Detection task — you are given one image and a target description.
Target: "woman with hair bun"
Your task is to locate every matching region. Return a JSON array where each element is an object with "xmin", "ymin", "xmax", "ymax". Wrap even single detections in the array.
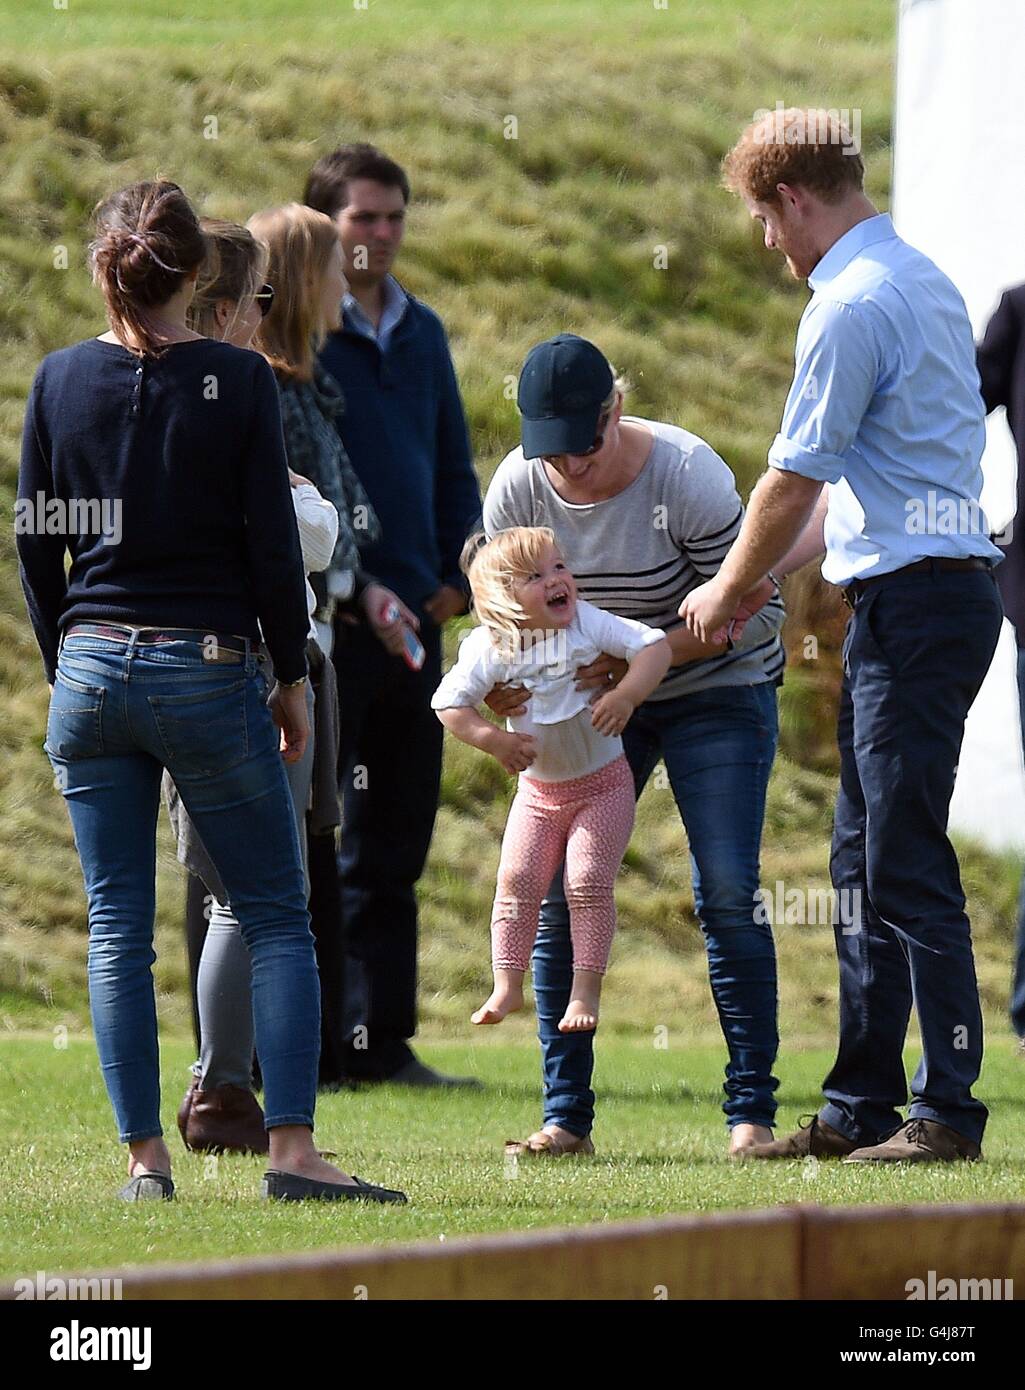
[{"xmin": 16, "ymin": 180, "xmax": 406, "ymax": 1204}]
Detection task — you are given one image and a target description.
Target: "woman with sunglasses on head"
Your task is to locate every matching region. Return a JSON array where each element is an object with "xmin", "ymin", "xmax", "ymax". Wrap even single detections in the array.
[
  {"xmin": 483, "ymin": 334, "xmax": 786, "ymax": 1160},
  {"xmin": 166, "ymin": 218, "xmax": 350, "ymax": 1154},
  {"xmin": 17, "ymin": 180, "xmax": 405, "ymax": 1203}
]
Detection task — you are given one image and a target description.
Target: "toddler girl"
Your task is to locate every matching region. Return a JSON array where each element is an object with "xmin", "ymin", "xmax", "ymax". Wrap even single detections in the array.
[{"xmin": 432, "ymin": 527, "xmax": 672, "ymax": 1032}]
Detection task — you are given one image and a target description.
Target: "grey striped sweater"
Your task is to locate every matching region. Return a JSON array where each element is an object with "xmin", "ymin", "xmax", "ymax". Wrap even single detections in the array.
[{"xmin": 482, "ymin": 417, "xmax": 785, "ymax": 701}]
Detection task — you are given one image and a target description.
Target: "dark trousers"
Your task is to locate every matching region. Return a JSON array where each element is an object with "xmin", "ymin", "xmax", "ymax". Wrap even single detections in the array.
[
  {"xmin": 819, "ymin": 567, "xmax": 1003, "ymax": 1147},
  {"xmin": 331, "ymin": 614, "xmax": 443, "ymax": 1079},
  {"xmin": 1012, "ymin": 646, "xmax": 1025, "ymax": 1039}
]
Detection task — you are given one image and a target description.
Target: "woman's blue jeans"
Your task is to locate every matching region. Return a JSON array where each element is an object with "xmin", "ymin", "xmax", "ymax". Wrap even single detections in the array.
[
  {"xmin": 45, "ymin": 631, "xmax": 320, "ymax": 1142},
  {"xmin": 533, "ymin": 681, "xmax": 780, "ymax": 1136}
]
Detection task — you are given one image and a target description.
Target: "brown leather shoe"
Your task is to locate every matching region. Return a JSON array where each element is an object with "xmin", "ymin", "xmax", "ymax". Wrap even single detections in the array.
[
  {"xmin": 504, "ymin": 1128, "xmax": 595, "ymax": 1158},
  {"xmin": 738, "ymin": 1114, "xmax": 858, "ymax": 1160},
  {"xmin": 178, "ymin": 1078, "xmax": 269, "ymax": 1155},
  {"xmin": 844, "ymin": 1118, "xmax": 981, "ymax": 1164},
  {"xmin": 177, "ymin": 1077, "xmax": 199, "ymax": 1147}
]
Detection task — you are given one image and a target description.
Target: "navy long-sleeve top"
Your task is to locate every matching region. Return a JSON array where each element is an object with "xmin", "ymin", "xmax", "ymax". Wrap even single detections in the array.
[
  {"xmin": 16, "ymin": 336, "xmax": 309, "ymax": 685},
  {"xmin": 318, "ymin": 289, "xmax": 482, "ymax": 614}
]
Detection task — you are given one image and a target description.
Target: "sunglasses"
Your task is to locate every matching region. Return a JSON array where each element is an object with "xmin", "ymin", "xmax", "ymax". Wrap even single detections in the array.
[
  {"xmin": 541, "ymin": 409, "xmax": 610, "ymax": 466},
  {"xmin": 253, "ymin": 283, "xmax": 275, "ymax": 318}
]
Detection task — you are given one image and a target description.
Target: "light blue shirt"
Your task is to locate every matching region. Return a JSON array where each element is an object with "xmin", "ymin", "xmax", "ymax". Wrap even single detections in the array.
[
  {"xmin": 342, "ymin": 274, "xmax": 408, "ymax": 354},
  {"xmin": 768, "ymin": 213, "xmax": 1002, "ymax": 585}
]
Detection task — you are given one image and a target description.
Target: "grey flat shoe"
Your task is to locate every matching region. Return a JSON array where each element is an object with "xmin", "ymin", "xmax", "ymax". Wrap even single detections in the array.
[
  {"xmin": 261, "ymin": 1170, "xmax": 407, "ymax": 1203},
  {"xmin": 117, "ymin": 1171, "xmax": 175, "ymax": 1202}
]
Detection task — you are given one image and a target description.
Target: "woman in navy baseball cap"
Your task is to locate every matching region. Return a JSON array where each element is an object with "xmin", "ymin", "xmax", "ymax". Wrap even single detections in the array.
[{"xmin": 480, "ymin": 333, "xmax": 786, "ymax": 1159}]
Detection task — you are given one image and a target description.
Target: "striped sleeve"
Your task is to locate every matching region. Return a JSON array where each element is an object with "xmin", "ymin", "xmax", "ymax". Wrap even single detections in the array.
[{"xmin": 667, "ymin": 441, "xmax": 745, "ymax": 578}]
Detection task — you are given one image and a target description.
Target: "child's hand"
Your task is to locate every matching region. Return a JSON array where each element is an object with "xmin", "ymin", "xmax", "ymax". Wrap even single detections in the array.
[
  {"xmin": 590, "ymin": 689, "xmax": 635, "ymax": 737},
  {"xmin": 493, "ymin": 731, "xmax": 536, "ymax": 774}
]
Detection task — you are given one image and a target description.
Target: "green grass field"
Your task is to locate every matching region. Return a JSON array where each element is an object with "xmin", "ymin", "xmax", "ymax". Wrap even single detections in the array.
[
  {"xmin": 2, "ymin": 1035, "xmax": 1024, "ymax": 1280},
  {"xmin": 0, "ymin": 0, "xmax": 897, "ymax": 54}
]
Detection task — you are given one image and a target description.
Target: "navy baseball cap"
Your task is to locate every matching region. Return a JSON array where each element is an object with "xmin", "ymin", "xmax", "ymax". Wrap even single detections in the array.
[{"xmin": 517, "ymin": 334, "xmax": 614, "ymax": 459}]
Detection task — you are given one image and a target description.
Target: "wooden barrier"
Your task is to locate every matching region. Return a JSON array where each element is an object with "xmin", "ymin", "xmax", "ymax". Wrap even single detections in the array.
[
  {"xmin": 4, "ymin": 1202, "xmax": 1024, "ymax": 1300},
  {"xmin": 801, "ymin": 1203, "xmax": 1025, "ymax": 1300}
]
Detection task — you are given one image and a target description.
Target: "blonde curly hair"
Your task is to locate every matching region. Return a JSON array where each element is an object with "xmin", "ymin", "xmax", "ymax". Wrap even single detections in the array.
[{"xmin": 460, "ymin": 526, "xmax": 564, "ymax": 659}]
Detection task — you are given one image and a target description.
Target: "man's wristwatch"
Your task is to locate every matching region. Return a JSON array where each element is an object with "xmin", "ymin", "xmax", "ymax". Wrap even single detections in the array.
[{"xmin": 279, "ymin": 674, "xmax": 308, "ymax": 688}]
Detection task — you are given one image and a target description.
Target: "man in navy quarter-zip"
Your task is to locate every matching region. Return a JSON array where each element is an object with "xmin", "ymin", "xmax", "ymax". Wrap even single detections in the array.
[{"xmin": 305, "ymin": 144, "xmax": 482, "ymax": 1087}]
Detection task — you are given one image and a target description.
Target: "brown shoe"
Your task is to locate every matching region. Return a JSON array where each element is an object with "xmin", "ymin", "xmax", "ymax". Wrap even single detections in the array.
[
  {"xmin": 738, "ymin": 1114, "xmax": 858, "ymax": 1160},
  {"xmin": 178, "ymin": 1078, "xmax": 269, "ymax": 1155},
  {"xmin": 177, "ymin": 1077, "xmax": 199, "ymax": 1147},
  {"xmin": 504, "ymin": 1128, "xmax": 595, "ymax": 1158},
  {"xmin": 844, "ymin": 1118, "xmax": 981, "ymax": 1164}
]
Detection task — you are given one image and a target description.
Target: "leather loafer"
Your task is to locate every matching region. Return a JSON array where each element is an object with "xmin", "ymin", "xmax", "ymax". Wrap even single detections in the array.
[
  {"xmin": 388, "ymin": 1059, "xmax": 482, "ymax": 1090},
  {"xmin": 261, "ymin": 1170, "xmax": 408, "ymax": 1203}
]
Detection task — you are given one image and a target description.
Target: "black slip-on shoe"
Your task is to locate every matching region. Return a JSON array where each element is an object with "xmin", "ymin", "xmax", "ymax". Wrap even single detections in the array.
[
  {"xmin": 388, "ymin": 1059, "xmax": 482, "ymax": 1090},
  {"xmin": 117, "ymin": 1171, "xmax": 175, "ymax": 1202},
  {"xmin": 260, "ymin": 1170, "xmax": 408, "ymax": 1204}
]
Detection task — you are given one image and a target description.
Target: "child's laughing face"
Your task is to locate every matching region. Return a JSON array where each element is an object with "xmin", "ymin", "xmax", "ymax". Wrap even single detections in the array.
[{"xmin": 512, "ymin": 542, "xmax": 578, "ymax": 630}]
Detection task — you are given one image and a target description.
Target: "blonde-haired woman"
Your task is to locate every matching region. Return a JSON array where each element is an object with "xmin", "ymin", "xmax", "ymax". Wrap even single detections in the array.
[
  {"xmin": 246, "ymin": 204, "xmax": 415, "ymax": 1089},
  {"xmin": 246, "ymin": 203, "xmax": 416, "ymax": 657},
  {"xmin": 485, "ymin": 333, "xmax": 786, "ymax": 1159}
]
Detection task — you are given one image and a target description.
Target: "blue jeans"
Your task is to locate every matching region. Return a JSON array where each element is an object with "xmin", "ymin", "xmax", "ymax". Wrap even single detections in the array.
[
  {"xmin": 819, "ymin": 568, "xmax": 1003, "ymax": 1147},
  {"xmin": 46, "ymin": 630, "xmax": 320, "ymax": 1142},
  {"xmin": 533, "ymin": 681, "xmax": 780, "ymax": 1136},
  {"xmin": 1011, "ymin": 647, "xmax": 1025, "ymax": 1039},
  {"xmin": 195, "ymin": 676, "xmax": 316, "ymax": 1090}
]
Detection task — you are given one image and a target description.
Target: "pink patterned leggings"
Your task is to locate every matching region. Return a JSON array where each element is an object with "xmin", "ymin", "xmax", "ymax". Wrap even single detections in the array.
[{"xmin": 490, "ymin": 754, "xmax": 636, "ymax": 975}]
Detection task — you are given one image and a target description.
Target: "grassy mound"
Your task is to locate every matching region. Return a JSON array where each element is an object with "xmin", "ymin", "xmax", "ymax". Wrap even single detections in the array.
[{"xmin": 1, "ymin": 1, "xmax": 1019, "ymax": 1043}]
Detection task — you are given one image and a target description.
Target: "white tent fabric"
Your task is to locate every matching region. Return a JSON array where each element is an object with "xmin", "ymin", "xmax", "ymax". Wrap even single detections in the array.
[{"xmin": 893, "ymin": 0, "xmax": 1025, "ymax": 850}]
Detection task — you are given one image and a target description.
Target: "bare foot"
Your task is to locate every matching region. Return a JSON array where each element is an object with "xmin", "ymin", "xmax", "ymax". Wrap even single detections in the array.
[
  {"xmin": 128, "ymin": 1137, "xmax": 172, "ymax": 1179},
  {"xmin": 269, "ymin": 1127, "xmax": 360, "ymax": 1186},
  {"xmin": 558, "ymin": 1002, "xmax": 598, "ymax": 1032},
  {"xmin": 471, "ymin": 969, "xmax": 524, "ymax": 1025},
  {"xmin": 278, "ymin": 1152, "xmax": 360, "ymax": 1185},
  {"xmin": 728, "ymin": 1123, "xmax": 774, "ymax": 1158},
  {"xmin": 557, "ymin": 968, "xmax": 602, "ymax": 1032}
]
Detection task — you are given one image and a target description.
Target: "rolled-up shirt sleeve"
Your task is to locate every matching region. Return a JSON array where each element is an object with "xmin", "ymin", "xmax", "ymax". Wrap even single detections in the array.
[{"xmin": 768, "ymin": 298, "xmax": 879, "ymax": 484}]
